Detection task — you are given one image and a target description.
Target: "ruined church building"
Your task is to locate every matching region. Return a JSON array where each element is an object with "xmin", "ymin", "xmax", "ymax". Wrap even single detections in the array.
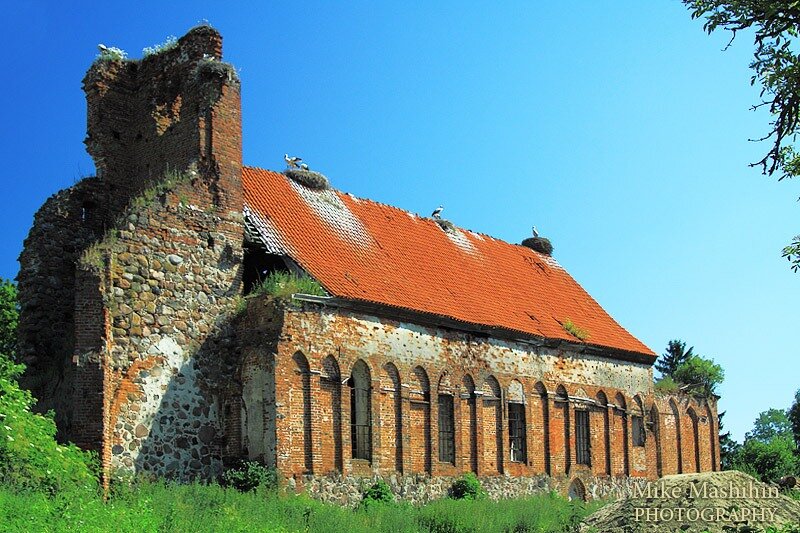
[{"xmin": 18, "ymin": 27, "xmax": 719, "ymax": 502}]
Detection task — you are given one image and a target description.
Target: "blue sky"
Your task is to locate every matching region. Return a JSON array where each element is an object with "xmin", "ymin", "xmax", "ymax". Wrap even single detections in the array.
[{"xmin": 2, "ymin": 1, "xmax": 798, "ymax": 442}]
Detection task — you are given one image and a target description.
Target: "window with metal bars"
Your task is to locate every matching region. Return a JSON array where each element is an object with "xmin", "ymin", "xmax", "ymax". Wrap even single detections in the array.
[
  {"xmin": 508, "ymin": 402, "xmax": 527, "ymax": 463},
  {"xmin": 349, "ymin": 364, "xmax": 371, "ymax": 461},
  {"xmin": 438, "ymin": 394, "xmax": 455, "ymax": 464},
  {"xmin": 632, "ymin": 415, "xmax": 646, "ymax": 447},
  {"xmin": 575, "ymin": 409, "xmax": 591, "ymax": 465}
]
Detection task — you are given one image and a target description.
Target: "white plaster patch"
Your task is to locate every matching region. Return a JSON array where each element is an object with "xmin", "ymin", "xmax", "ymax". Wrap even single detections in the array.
[{"xmin": 288, "ymin": 180, "xmax": 372, "ymax": 247}]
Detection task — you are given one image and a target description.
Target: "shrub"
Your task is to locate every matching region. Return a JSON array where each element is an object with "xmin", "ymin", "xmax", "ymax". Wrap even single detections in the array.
[
  {"xmin": 250, "ymin": 271, "xmax": 327, "ymax": 300},
  {"xmin": 449, "ymin": 472, "xmax": 486, "ymax": 500},
  {"xmin": 0, "ymin": 354, "xmax": 97, "ymax": 494},
  {"xmin": 654, "ymin": 375, "xmax": 679, "ymax": 393},
  {"xmin": 562, "ymin": 318, "xmax": 589, "ymax": 341},
  {"xmin": 361, "ymin": 479, "xmax": 394, "ymax": 507},
  {"xmin": 220, "ymin": 461, "xmax": 277, "ymax": 492}
]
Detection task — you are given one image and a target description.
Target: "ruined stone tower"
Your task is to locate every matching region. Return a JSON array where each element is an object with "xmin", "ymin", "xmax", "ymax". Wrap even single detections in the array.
[{"xmin": 18, "ymin": 26, "xmax": 244, "ymax": 478}]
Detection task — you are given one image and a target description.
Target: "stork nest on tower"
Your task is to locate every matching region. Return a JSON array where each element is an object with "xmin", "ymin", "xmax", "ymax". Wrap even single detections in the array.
[
  {"xmin": 521, "ymin": 236, "xmax": 553, "ymax": 256},
  {"xmin": 284, "ymin": 169, "xmax": 330, "ymax": 190}
]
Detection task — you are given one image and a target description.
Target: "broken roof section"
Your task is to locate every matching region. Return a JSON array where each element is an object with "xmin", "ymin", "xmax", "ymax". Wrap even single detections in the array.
[{"xmin": 242, "ymin": 166, "xmax": 655, "ymax": 360}]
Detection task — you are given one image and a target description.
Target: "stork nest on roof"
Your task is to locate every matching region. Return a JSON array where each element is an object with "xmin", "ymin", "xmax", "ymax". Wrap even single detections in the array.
[
  {"xmin": 521, "ymin": 236, "xmax": 553, "ymax": 256},
  {"xmin": 284, "ymin": 169, "xmax": 330, "ymax": 190},
  {"xmin": 435, "ymin": 218, "xmax": 457, "ymax": 234}
]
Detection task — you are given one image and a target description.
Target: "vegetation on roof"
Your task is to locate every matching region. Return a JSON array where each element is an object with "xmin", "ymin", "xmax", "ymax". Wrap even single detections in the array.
[
  {"xmin": 142, "ymin": 35, "xmax": 178, "ymax": 58},
  {"xmin": 284, "ymin": 169, "xmax": 330, "ymax": 190},
  {"xmin": 561, "ymin": 318, "xmax": 589, "ymax": 341},
  {"xmin": 249, "ymin": 271, "xmax": 327, "ymax": 301},
  {"xmin": 96, "ymin": 46, "xmax": 127, "ymax": 62},
  {"xmin": 435, "ymin": 219, "xmax": 457, "ymax": 234}
]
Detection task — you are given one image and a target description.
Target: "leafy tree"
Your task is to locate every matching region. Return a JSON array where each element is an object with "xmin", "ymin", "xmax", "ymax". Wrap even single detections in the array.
[
  {"xmin": 0, "ymin": 279, "xmax": 18, "ymax": 359},
  {"xmin": 730, "ymin": 435, "xmax": 799, "ymax": 483},
  {"xmin": 746, "ymin": 408, "xmax": 794, "ymax": 443},
  {"xmin": 789, "ymin": 388, "xmax": 800, "ymax": 449},
  {"xmin": 718, "ymin": 411, "xmax": 741, "ymax": 469},
  {"xmin": 655, "ymin": 339, "xmax": 694, "ymax": 379},
  {"xmin": 683, "ymin": 1, "xmax": 800, "ymax": 270},
  {"xmin": 671, "ymin": 354, "xmax": 725, "ymax": 397}
]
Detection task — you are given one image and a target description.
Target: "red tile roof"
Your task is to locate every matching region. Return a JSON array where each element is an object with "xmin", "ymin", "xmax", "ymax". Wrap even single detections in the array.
[{"xmin": 242, "ymin": 167, "xmax": 655, "ymax": 359}]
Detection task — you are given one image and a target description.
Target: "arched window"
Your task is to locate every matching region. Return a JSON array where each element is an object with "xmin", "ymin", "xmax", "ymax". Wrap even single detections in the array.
[
  {"xmin": 438, "ymin": 373, "xmax": 455, "ymax": 464},
  {"xmin": 632, "ymin": 395, "xmax": 646, "ymax": 447},
  {"xmin": 508, "ymin": 380, "xmax": 527, "ymax": 463},
  {"xmin": 349, "ymin": 360, "xmax": 372, "ymax": 461}
]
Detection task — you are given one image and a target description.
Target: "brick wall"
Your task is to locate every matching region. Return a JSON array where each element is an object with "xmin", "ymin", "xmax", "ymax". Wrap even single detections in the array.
[{"xmin": 235, "ymin": 298, "xmax": 719, "ymax": 492}]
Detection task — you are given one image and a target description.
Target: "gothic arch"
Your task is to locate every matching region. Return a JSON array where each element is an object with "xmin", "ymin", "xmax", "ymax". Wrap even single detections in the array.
[
  {"xmin": 687, "ymin": 406, "xmax": 701, "ymax": 473},
  {"xmin": 482, "ymin": 375, "xmax": 503, "ymax": 473},
  {"xmin": 596, "ymin": 390, "xmax": 611, "ymax": 475},
  {"xmin": 320, "ymin": 355, "xmax": 343, "ymax": 473},
  {"xmin": 533, "ymin": 381, "xmax": 550, "ymax": 475},
  {"xmin": 650, "ymin": 404, "xmax": 663, "ymax": 477},
  {"xmin": 381, "ymin": 362, "xmax": 403, "ymax": 472},
  {"xmin": 614, "ymin": 392, "xmax": 629, "ymax": 476},
  {"xmin": 409, "ymin": 365, "xmax": 432, "ymax": 473},
  {"xmin": 349, "ymin": 359, "xmax": 372, "ymax": 462},
  {"xmin": 669, "ymin": 398, "xmax": 683, "ymax": 474},
  {"xmin": 705, "ymin": 400, "xmax": 717, "ymax": 471},
  {"xmin": 461, "ymin": 374, "xmax": 478, "ymax": 472},
  {"xmin": 556, "ymin": 385, "xmax": 571, "ymax": 474},
  {"xmin": 290, "ymin": 351, "xmax": 313, "ymax": 474}
]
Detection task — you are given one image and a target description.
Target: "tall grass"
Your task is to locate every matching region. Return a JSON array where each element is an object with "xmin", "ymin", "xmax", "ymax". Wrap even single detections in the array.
[
  {"xmin": 250, "ymin": 271, "xmax": 327, "ymax": 300},
  {"xmin": 0, "ymin": 481, "xmax": 597, "ymax": 533}
]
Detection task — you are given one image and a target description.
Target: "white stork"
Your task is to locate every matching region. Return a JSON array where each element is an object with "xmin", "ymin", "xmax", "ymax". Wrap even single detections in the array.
[
  {"xmin": 532, "ymin": 226, "xmax": 539, "ymax": 238},
  {"xmin": 431, "ymin": 205, "xmax": 444, "ymax": 219},
  {"xmin": 284, "ymin": 154, "xmax": 302, "ymax": 169}
]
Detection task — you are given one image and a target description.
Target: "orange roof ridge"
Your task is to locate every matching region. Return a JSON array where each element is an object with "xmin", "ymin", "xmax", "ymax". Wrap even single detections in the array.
[{"xmin": 241, "ymin": 166, "xmax": 655, "ymax": 359}]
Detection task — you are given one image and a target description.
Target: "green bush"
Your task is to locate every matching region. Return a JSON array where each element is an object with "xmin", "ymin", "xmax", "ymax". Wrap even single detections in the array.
[
  {"xmin": 361, "ymin": 479, "xmax": 394, "ymax": 507},
  {"xmin": 0, "ymin": 354, "xmax": 97, "ymax": 494},
  {"xmin": 220, "ymin": 460, "xmax": 277, "ymax": 493},
  {"xmin": 449, "ymin": 472, "xmax": 486, "ymax": 500}
]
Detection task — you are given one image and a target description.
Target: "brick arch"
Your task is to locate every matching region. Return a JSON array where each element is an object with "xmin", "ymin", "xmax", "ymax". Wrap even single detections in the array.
[
  {"xmin": 461, "ymin": 374, "xmax": 478, "ymax": 473},
  {"xmin": 381, "ymin": 362, "xmax": 403, "ymax": 472},
  {"xmin": 553, "ymin": 385, "xmax": 571, "ymax": 475},
  {"xmin": 348, "ymin": 359, "xmax": 372, "ymax": 462},
  {"xmin": 687, "ymin": 406, "xmax": 701, "ymax": 473},
  {"xmin": 482, "ymin": 375, "xmax": 503, "ymax": 473},
  {"xmin": 409, "ymin": 365, "xmax": 432, "ymax": 473},
  {"xmin": 319, "ymin": 354, "xmax": 343, "ymax": 473},
  {"xmin": 239, "ymin": 350, "xmax": 272, "ymax": 464},
  {"xmin": 532, "ymin": 381, "xmax": 550, "ymax": 475},
  {"xmin": 482, "ymin": 375, "xmax": 502, "ymax": 399},
  {"xmin": 650, "ymin": 404, "xmax": 663, "ymax": 477},
  {"xmin": 437, "ymin": 370, "xmax": 455, "ymax": 395},
  {"xmin": 289, "ymin": 351, "xmax": 313, "ymax": 474},
  {"xmin": 614, "ymin": 392, "xmax": 629, "ymax": 476},
  {"xmin": 669, "ymin": 398, "xmax": 683, "ymax": 474},
  {"xmin": 508, "ymin": 379, "xmax": 525, "ymax": 403},
  {"xmin": 595, "ymin": 390, "xmax": 611, "ymax": 475},
  {"xmin": 705, "ymin": 400, "xmax": 717, "ymax": 471}
]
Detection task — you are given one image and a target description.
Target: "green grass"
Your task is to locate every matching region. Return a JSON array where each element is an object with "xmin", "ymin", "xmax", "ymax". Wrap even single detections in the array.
[
  {"xmin": 0, "ymin": 481, "xmax": 597, "ymax": 533},
  {"xmin": 250, "ymin": 271, "xmax": 327, "ymax": 300}
]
